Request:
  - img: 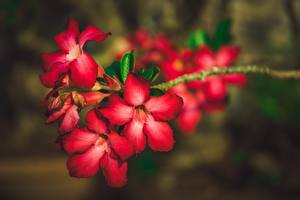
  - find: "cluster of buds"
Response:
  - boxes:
[40,19,183,187]
[118,20,247,133]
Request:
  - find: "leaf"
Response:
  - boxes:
[104,61,121,81]
[96,77,107,85]
[150,88,164,97]
[138,66,160,82]
[186,30,211,48]
[120,51,135,82]
[212,17,232,51]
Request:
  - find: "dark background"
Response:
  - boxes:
[1,0,300,199]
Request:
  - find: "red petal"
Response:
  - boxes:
[86,109,108,134]
[98,95,133,125]
[70,52,98,88]
[41,51,67,71]
[82,91,109,107]
[216,46,240,67]
[204,77,227,101]
[55,19,79,52]
[144,117,174,152]
[145,92,183,121]
[62,128,98,154]
[122,118,146,154]
[176,109,202,134]
[67,145,104,178]
[46,96,72,123]
[59,105,80,133]
[78,25,111,48]
[100,154,128,188]
[124,73,150,106]
[194,46,215,69]
[40,69,64,88]
[222,74,247,86]
[108,132,134,160]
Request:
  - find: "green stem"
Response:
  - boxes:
[151,65,300,91]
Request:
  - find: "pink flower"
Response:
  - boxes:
[40,19,111,89]
[61,109,133,187]
[99,73,183,153]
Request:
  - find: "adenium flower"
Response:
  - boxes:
[40,19,111,89]
[60,109,133,187]
[171,84,205,133]
[194,45,247,101]
[46,91,107,133]
[99,73,183,153]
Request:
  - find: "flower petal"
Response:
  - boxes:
[78,25,111,48]
[86,109,108,134]
[108,132,134,160]
[216,46,240,67]
[67,145,104,178]
[46,96,72,123]
[194,46,215,69]
[40,71,60,88]
[82,92,109,107]
[122,118,146,154]
[176,109,202,134]
[144,117,174,152]
[55,19,79,52]
[98,95,133,125]
[100,154,128,188]
[124,73,150,106]
[41,51,67,71]
[222,74,247,87]
[204,77,227,101]
[59,105,80,133]
[70,52,98,88]
[62,128,98,154]
[145,92,183,121]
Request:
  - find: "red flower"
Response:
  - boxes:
[171,84,205,133]
[40,19,111,89]
[193,45,246,104]
[46,91,107,133]
[99,73,183,153]
[61,109,133,187]
[47,95,80,133]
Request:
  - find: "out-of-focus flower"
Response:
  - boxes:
[60,109,133,187]
[171,84,205,134]
[99,73,183,153]
[160,45,246,132]
[40,19,111,89]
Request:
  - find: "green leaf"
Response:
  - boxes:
[120,51,135,82]
[186,30,211,48]
[212,18,232,51]
[96,77,107,85]
[138,66,160,82]
[104,61,121,80]
[98,96,109,107]
[150,88,164,96]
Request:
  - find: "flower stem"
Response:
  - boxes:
[151,65,300,91]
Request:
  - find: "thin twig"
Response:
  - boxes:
[152,65,300,91]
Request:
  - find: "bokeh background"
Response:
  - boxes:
[1,0,300,199]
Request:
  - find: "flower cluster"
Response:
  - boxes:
[40,19,183,187]
[117,25,247,133]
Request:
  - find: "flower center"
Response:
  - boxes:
[95,136,106,146]
[134,105,148,123]
[66,45,81,61]
[174,59,184,71]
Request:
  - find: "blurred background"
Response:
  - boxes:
[1,0,300,199]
